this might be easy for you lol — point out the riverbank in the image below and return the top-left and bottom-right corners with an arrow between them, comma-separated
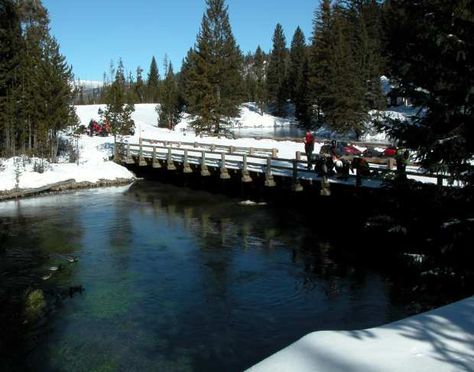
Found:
0,177 -> 134,202
0,133 -> 136,198
247,295 -> 474,371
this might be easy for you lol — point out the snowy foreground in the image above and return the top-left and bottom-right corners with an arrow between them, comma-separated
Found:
0,103 -> 423,193
247,296 -> 474,372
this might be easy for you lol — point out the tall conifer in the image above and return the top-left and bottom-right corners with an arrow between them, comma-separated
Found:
135,66 -> 146,103
158,62 -> 181,129
288,27 -> 311,125
253,46 -> 266,115
184,0 -> 243,132
147,56 -> 160,103
266,23 -> 289,117
308,0 -> 332,125
0,0 -> 22,156
324,4 -> 367,136
103,59 -> 135,139
384,0 -> 473,177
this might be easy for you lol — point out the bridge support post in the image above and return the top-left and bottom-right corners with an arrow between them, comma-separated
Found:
183,150 -> 192,173
152,146 -> 161,168
220,153 -> 230,179
201,151 -> 210,176
387,158 -> 396,170
320,176 -> 331,196
291,159 -> 303,192
167,148 -> 176,170
437,175 -> 443,187
272,148 -> 278,158
138,139 -> 147,166
125,143 -> 134,164
264,157 -> 276,187
241,154 -> 252,183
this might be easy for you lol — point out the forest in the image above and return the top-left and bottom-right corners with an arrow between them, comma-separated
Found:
0,0 -> 473,180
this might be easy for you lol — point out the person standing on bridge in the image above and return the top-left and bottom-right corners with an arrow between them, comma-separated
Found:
304,130 -> 315,169
396,147 -> 410,180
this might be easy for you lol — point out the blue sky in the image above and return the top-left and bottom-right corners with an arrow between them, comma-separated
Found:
43,0 -> 318,82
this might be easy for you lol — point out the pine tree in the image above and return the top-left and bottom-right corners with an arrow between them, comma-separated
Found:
243,52 -> 256,103
266,23 -> 289,117
0,0 -> 23,156
383,0 -> 474,178
37,35 -> 77,161
17,0 -> 58,156
135,66 -> 146,103
253,46 -> 266,115
103,59 -> 135,139
324,4 -> 367,136
158,62 -> 181,129
347,0 -> 385,110
288,27 -> 311,125
184,0 -> 243,133
147,56 -> 160,103
308,0 -> 332,125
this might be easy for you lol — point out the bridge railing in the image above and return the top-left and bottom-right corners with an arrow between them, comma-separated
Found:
140,137 -> 279,158
115,141 -> 459,188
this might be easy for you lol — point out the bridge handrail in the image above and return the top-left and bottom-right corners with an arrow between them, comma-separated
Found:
116,141 -> 457,185
139,137 -> 279,158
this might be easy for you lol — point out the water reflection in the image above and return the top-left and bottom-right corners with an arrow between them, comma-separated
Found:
0,182 -> 406,371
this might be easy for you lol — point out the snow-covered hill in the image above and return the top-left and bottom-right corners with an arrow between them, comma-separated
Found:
75,102 -> 296,131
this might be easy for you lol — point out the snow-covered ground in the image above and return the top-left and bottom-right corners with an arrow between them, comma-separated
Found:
1,103 -> 472,371
0,102 -> 431,193
247,295 -> 474,372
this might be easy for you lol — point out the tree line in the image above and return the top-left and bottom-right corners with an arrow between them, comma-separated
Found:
0,0 -> 76,160
1,0 -> 472,176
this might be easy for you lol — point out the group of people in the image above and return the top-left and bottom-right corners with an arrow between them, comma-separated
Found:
303,129 -> 410,181
88,119 -> 111,136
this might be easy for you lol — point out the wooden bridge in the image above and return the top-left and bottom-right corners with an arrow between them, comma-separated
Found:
115,138 -> 453,195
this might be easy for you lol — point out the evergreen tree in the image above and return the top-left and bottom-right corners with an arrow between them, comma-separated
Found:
243,51 -> 256,103
266,23 -> 289,117
0,0 -> 22,156
324,4 -> 367,136
126,70 -> 138,103
17,0 -> 50,154
134,66 -> 146,103
383,0 -> 474,179
103,59 -> 135,139
253,46 -> 266,115
184,0 -> 243,133
308,0 -> 332,125
288,27 -> 311,125
147,56 -> 160,103
37,35 -> 77,161
158,62 -> 181,129
347,0 -> 385,110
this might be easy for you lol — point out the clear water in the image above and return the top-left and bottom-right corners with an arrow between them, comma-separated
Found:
0,182 -> 407,371
232,126 -> 306,140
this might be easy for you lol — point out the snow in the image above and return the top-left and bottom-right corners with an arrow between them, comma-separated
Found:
247,296 -> 474,372
0,102 -> 442,193
1,103 -> 472,371
74,80 -> 103,89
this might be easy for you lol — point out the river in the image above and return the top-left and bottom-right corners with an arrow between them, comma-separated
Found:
0,181 -> 412,371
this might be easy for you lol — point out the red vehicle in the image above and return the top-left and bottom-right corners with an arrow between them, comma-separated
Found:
382,146 -> 397,157
320,141 -> 362,157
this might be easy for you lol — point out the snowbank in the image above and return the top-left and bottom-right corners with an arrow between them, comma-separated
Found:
0,102 -> 422,195
247,296 -> 474,372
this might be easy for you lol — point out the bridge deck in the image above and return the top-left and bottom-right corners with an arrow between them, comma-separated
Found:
116,139 -> 454,190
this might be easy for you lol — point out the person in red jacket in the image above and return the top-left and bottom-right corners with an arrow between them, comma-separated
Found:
304,130 -> 315,169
